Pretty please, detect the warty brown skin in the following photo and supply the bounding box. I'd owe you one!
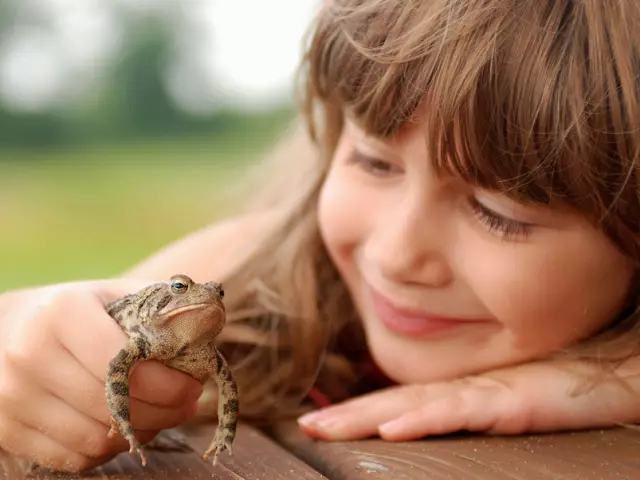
[104,274,238,467]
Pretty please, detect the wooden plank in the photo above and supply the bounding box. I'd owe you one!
[270,421,640,480]
[2,422,327,479]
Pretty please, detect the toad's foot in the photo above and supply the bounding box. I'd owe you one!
[107,415,147,466]
[201,432,234,466]
[26,461,39,475]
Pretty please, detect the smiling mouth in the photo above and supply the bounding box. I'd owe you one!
[367,286,492,337]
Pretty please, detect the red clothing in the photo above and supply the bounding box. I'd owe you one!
[307,353,396,408]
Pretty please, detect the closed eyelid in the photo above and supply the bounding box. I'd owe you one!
[471,197,533,226]
[349,135,404,162]
[468,196,533,240]
[347,149,381,164]
[473,191,559,226]
[347,149,404,173]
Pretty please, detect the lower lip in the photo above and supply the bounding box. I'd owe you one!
[369,289,480,337]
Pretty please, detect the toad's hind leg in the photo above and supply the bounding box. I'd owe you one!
[201,347,238,466]
[105,338,150,466]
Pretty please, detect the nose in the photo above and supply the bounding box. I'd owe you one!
[363,196,453,288]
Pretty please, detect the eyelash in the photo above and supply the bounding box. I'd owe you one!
[468,196,532,240]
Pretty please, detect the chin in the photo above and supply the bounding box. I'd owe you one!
[362,319,467,385]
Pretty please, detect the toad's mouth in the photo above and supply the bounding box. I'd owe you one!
[160,303,224,324]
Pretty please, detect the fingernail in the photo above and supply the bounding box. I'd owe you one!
[378,419,401,436]
[298,411,345,439]
[297,410,324,426]
[297,407,339,426]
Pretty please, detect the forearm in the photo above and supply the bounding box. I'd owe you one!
[122,223,232,282]
[122,211,276,283]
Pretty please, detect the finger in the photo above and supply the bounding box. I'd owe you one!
[0,413,106,474]
[128,360,204,408]
[4,383,131,458]
[1,367,161,458]
[1,356,124,457]
[23,339,199,431]
[53,289,203,408]
[297,385,451,441]
[378,387,504,441]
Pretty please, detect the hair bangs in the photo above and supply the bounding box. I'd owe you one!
[304,0,640,257]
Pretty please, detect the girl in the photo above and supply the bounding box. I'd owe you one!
[2,0,640,472]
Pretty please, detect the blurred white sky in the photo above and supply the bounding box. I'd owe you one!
[0,0,321,114]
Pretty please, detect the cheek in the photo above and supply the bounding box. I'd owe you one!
[467,235,634,353]
[317,169,367,273]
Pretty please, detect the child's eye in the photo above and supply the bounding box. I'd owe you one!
[346,149,402,177]
[468,196,532,240]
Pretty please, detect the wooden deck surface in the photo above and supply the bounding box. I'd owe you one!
[3,421,640,479]
[269,421,640,480]
[1,423,326,480]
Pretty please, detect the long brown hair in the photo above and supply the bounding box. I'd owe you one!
[200,0,640,423]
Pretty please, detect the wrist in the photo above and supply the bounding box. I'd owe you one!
[508,357,640,431]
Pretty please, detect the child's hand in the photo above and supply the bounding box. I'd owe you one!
[297,359,640,441]
[0,280,203,472]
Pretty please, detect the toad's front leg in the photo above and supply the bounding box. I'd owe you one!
[105,338,150,466]
[201,346,238,466]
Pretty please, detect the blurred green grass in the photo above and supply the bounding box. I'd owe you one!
[0,123,288,292]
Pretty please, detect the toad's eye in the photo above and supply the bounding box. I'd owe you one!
[219,288,224,298]
[171,280,188,293]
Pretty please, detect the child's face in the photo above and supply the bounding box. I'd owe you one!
[318,117,636,385]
